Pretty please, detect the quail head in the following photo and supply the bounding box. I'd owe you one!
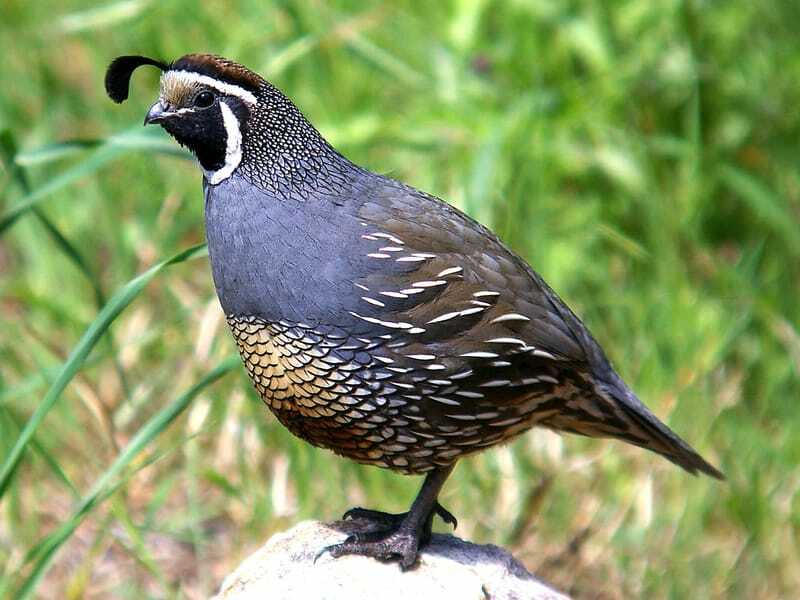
[106,53,723,570]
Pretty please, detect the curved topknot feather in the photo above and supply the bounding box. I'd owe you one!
[105,55,169,103]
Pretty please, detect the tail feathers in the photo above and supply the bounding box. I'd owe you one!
[599,377,724,480]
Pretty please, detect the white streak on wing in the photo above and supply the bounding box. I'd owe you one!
[473,291,500,297]
[471,300,492,307]
[380,291,409,299]
[450,369,473,380]
[431,396,460,406]
[372,232,405,245]
[412,280,448,288]
[491,360,512,367]
[427,311,462,325]
[348,311,415,330]
[487,337,527,346]
[437,266,463,277]
[361,296,385,307]
[480,379,512,388]
[396,256,427,262]
[490,313,531,324]
[460,351,499,359]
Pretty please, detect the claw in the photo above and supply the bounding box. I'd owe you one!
[313,544,333,564]
[435,503,458,530]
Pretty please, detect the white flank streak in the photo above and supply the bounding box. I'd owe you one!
[455,390,484,399]
[163,70,258,105]
[437,266,463,277]
[431,396,460,405]
[480,379,512,387]
[372,233,405,245]
[348,311,414,330]
[487,337,527,345]
[368,253,391,259]
[362,296,385,307]
[473,290,500,297]
[490,313,531,324]
[406,354,437,361]
[205,101,242,185]
[450,369,473,380]
[354,283,370,291]
[412,280,447,288]
[460,351,499,359]
[380,246,404,252]
[458,307,486,316]
[408,327,427,334]
[491,417,524,427]
[380,291,409,299]
[427,311,462,325]
[396,256,428,262]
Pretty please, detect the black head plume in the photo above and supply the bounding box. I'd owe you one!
[105,55,169,103]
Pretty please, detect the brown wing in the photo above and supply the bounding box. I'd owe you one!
[354,180,591,368]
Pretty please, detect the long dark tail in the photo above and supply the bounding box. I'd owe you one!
[544,370,725,479]
[595,375,724,479]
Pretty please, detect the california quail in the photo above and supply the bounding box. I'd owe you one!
[106,53,723,569]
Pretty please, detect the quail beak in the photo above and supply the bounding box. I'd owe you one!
[144,101,168,125]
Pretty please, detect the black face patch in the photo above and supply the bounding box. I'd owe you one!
[161,103,228,172]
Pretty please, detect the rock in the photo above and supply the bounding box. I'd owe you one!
[213,520,568,600]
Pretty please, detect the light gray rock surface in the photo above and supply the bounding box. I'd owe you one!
[213,520,568,600]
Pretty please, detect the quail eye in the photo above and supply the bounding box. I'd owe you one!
[193,90,215,109]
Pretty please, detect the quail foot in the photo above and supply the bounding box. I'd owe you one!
[106,54,723,570]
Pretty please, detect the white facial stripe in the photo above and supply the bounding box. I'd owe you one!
[204,101,243,185]
[161,70,258,105]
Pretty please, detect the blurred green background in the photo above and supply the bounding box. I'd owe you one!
[1,1,798,598]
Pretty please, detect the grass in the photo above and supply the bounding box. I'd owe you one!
[1,1,798,598]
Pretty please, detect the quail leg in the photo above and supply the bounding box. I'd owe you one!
[342,502,458,530]
[323,465,455,570]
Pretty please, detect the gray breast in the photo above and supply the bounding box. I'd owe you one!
[204,174,372,327]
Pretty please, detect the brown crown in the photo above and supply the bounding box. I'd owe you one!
[170,54,263,92]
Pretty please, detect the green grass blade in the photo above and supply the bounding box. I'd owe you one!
[719,164,800,253]
[0,128,190,235]
[0,130,106,307]
[14,356,239,600]
[0,243,208,498]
